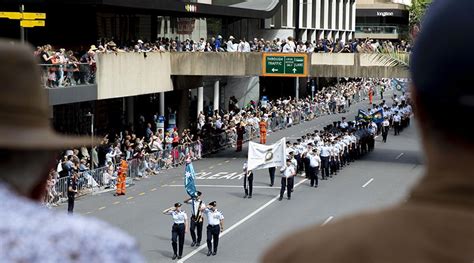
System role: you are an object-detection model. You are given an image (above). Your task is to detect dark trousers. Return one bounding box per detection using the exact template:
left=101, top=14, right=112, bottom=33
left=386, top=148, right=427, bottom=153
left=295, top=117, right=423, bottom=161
left=67, top=194, right=75, bottom=214
left=172, top=223, right=185, bottom=256
left=382, top=127, right=389, bottom=142
left=244, top=173, right=253, bottom=196
left=321, top=156, right=330, bottom=179
left=330, top=159, right=338, bottom=174
left=394, top=122, right=400, bottom=135
left=268, top=167, right=275, bottom=186
left=310, top=166, right=319, bottom=186
left=190, top=219, right=203, bottom=243
left=303, top=158, right=310, bottom=178
left=280, top=177, right=294, bottom=198
left=207, top=225, right=220, bottom=253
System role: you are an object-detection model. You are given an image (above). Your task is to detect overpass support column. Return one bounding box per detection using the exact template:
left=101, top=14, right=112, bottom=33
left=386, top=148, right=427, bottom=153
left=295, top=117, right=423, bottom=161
left=197, top=86, right=204, bottom=117
left=159, top=92, right=165, bottom=117
left=295, top=78, right=300, bottom=100
left=126, top=97, right=134, bottom=127
left=213, top=81, right=219, bottom=112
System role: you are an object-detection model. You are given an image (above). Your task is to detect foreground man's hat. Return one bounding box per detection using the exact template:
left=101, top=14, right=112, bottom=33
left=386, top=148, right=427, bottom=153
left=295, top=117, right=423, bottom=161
left=0, top=40, right=94, bottom=149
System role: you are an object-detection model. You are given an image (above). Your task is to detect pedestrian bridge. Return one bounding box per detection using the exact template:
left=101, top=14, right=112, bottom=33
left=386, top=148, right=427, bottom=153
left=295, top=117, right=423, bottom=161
left=47, top=52, right=409, bottom=106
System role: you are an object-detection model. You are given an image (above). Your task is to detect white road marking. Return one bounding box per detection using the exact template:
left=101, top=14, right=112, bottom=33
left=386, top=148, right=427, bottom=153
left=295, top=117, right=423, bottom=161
left=225, top=160, right=230, bottom=163
left=322, top=216, right=334, bottom=226
left=164, top=185, right=279, bottom=189
left=178, top=179, right=308, bottom=263
left=395, top=153, right=404, bottom=160
left=362, top=178, right=374, bottom=188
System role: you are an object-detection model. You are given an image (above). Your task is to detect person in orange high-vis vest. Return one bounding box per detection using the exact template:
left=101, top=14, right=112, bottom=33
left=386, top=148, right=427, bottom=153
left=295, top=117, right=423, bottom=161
left=259, top=116, right=268, bottom=144
left=115, top=157, right=128, bottom=196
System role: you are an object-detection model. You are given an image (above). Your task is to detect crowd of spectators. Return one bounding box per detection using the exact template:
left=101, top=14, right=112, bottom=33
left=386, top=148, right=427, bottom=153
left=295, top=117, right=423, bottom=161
left=93, top=36, right=411, bottom=54
left=35, top=36, right=409, bottom=88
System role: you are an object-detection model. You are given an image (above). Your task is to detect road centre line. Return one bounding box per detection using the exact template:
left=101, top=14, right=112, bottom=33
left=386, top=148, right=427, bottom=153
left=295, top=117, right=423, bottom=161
left=98, top=206, right=106, bottom=210
left=395, top=153, right=404, bottom=159
left=150, top=188, right=157, bottom=191
left=322, top=216, right=334, bottom=226
left=113, top=201, right=120, bottom=205
left=178, top=179, right=308, bottom=263
left=362, top=178, right=374, bottom=188
left=126, top=196, right=134, bottom=200
left=164, top=185, right=280, bottom=189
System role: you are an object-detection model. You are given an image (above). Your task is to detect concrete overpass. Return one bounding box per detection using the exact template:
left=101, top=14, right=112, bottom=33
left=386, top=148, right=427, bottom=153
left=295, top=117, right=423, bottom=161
left=47, top=52, right=409, bottom=106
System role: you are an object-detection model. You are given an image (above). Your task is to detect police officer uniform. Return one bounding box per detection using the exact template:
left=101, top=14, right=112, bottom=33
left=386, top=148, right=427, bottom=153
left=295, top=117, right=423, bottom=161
left=203, top=201, right=224, bottom=256
left=184, top=192, right=205, bottom=247
left=243, top=162, right=253, bottom=198
left=307, top=149, right=321, bottom=187
left=320, top=143, right=331, bottom=180
left=163, top=203, right=188, bottom=260
left=279, top=159, right=296, bottom=200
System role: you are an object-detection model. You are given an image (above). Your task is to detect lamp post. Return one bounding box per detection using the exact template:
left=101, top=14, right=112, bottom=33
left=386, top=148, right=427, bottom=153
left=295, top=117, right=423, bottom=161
left=86, top=112, right=94, bottom=169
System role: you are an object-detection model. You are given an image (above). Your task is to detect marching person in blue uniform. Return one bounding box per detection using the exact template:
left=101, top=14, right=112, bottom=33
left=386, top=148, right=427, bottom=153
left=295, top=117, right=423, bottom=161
left=163, top=202, right=188, bottom=260
left=202, top=201, right=224, bottom=256
left=184, top=191, right=205, bottom=247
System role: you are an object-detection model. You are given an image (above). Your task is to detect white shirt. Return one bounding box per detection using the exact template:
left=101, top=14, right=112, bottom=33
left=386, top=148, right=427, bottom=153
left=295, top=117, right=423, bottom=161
left=320, top=145, right=331, bottom=157
left=165, top=210, right=188, bottom=224
left=282, top=42, right=295, bottom=53
left=186, top=199, right=205, bottom=218
left=204, top=209, right=224, bottom=226
left=308, top=154, right=321, bottom=167
left=0, top=183, right=143, bottom=263
left=393, top=115, right=401, bottom=122
left=280, top=164, right=296, bottom=178
left=382, top=120, right=390, bottom=127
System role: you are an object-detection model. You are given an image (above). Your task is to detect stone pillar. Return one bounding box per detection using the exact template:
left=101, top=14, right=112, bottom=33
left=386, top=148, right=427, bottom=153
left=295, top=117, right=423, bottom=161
left=126, top=97, right=134, bottom=127
left=197, top=86, right=204, bottom=117
left=295, top=78, right=300, bottom=100
left=213, top=81, right=219, bottom=112
left=160, top=92, right=165, bottom=116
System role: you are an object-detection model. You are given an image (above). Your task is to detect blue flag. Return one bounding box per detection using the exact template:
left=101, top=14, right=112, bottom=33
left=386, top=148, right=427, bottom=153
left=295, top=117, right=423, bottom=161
left=372, top=109, right=384, bottom=124
left=184, top=162, right=197, bottom=198
left=356, top=109, right=371, bottom=122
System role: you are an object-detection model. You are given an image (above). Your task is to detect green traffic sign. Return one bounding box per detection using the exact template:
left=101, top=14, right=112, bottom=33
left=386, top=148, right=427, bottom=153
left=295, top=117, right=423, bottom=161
left=263, top=54, right=307, bottom=76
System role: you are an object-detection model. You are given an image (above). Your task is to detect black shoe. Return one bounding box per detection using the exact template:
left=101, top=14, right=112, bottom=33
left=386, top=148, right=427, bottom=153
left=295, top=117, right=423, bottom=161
left=172, top=254, right=177, bottom=260
left=212, top=252, right=217, bottom=256
left=207, top=251, right=212, bottom=256
left=278, top=197, right=283, bottom=201
left=196, top=242, right=200, bottom=246
left=270, top=184, right=273, bottom=187
left=243, top=195, right=248, bottom=199
left=288, top=196, right=291, bottom=200
left=177, top=256, right=182, bottom=259
left=191, top=242, right=196, bottom=247
left=248, top=195, right=252, bottom=198
left=314, top=185, right=318, bottom=188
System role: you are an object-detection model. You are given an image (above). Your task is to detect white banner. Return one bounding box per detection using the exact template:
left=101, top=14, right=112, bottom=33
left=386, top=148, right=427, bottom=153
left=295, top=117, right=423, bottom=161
left=247, top=138, right=286, bottom=171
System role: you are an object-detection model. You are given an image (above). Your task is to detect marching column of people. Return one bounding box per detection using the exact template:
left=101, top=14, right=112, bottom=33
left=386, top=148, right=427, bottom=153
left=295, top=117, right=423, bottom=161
left=161, top=95, right=412, bottom=259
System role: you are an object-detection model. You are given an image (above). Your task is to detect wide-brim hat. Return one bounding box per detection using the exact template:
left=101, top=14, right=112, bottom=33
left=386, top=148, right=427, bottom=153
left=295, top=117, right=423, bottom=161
left=0, top=40, right=96, bottom=149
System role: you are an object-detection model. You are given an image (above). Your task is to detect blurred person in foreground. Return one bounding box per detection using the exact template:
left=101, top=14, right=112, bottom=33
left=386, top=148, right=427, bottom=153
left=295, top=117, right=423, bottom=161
left=262, top=0, right=474, bottom=262
left=0, top=40, right=143, bottom=262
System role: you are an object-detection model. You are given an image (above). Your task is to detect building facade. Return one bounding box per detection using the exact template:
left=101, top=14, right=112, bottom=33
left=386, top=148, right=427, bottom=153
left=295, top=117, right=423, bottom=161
left=355, top=0, right=410, bottom=40
left=263, top=0, right=357, bottom=42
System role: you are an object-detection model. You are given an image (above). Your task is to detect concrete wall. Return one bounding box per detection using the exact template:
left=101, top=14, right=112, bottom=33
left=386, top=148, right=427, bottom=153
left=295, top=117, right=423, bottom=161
left=311, top=53, right=409, bottom=78
left=96, top=53, right=173, bottom=100
left=171, top=52, right=262, bottom=76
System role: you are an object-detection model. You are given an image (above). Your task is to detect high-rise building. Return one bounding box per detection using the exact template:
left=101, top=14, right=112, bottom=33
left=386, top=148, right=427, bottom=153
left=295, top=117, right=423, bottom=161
left=263, top=0, right=357, bottom=42
left=355, top=0, right=410, bottom=40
